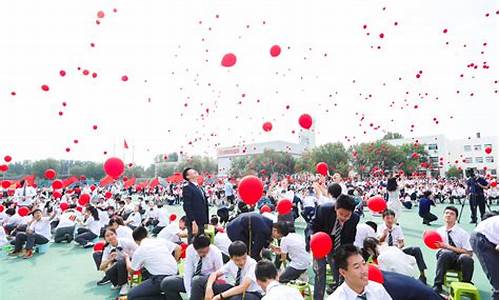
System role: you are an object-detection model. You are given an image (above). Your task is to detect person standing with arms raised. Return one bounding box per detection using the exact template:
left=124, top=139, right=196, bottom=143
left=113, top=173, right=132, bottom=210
left=182, top=168, right=209, bottom=243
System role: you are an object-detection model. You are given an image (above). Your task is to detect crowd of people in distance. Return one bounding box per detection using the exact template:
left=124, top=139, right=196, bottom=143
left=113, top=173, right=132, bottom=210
left=0, top=167, right=498, bottom=300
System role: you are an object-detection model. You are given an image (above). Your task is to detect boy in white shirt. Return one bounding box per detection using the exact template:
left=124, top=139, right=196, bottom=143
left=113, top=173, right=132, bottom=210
left=271, top=221, right=311, bottom=283
left=157, top=216, right=187, bottom=244
left=191, top=241, right=262, bottom=300
left=255, top=260, right=303, bottom=300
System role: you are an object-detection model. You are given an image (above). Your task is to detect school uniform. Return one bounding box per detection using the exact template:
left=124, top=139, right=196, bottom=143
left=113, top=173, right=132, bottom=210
left=261, top=280, right=303, bottom=300
left=14, top=217, right=51, bottom=252
left=75, top=216, right=100, bottom=246
left=157, top=222, right=182, bottom=243
left=214, top=232, right=231, bottom=262
left=95, top=238, right=137, bottom=286
left=54, top=211, right=77, bottom=243
left=354, top=223, right=376, bottom=248
left=126, top=212, right=142, bottom=230
left=327, top=280, right=393, bottom=300
left=116, top=225, right=134, bottom=241
left=278, top=233, right=311, bottom=283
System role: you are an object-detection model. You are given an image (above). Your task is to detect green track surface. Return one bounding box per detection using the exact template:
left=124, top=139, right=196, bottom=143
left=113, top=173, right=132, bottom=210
left=0, top=203, right=496, bottom=300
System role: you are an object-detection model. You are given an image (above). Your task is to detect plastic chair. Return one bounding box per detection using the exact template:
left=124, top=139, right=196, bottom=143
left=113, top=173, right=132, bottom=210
left=444, top=269, right=463, bottom=288
left=35, top=243, right=49, bottom=254
left=178, top=259, right=185, bottom=276
left=287, top=280, right=313, bottom=300
left=128, top=271, right=142, bottom=288
left=450, top=282, right=480, bottom=300
left=204, top=225, right=215, bottom=244
left=326, top=264, right=334, bottom=286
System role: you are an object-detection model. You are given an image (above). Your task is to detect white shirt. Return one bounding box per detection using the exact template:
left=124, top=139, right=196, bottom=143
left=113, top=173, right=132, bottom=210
left=220, top=256, right=262, bottom=293
left=354, top=223, right=376, bottom=248
left=262, top=280, right=303, bottom=300
left=127, top=212, right=142, bottom=227
left=101, top=238, right=138, bottom=262
left=437, top=224, right=472, bottom=251
left=378, top=245, right=419, bottom=278
left=327, top=281, right=393, bottom=300
left=214, top=232, right=231, bottom=256
left=157, top=222, right=182, bottom=243
left=98, top=209, right=110, bottom=229
left=116, top=225, right=134, bottom=241
left=131, top=238, right=178, bottom=275
left=145, top=207, right=159, bottom=220
left=377, top=223, right=405, bottom=246
left=280, top=233, right=311, bottom=270
left=29, top=217, right=52, bottom=239
left=157, top=207, right=170, bottom=226
left=474, top=215, right=499, bottom=245
left=56, top=211, right=78, bottom=229
left=84, top=216, right=101, bottom=236
left=302, top=195, right=317, bottom=208
left=14, top=186, right=36, bottom=206
left=184, top=245, right=223, bottom=297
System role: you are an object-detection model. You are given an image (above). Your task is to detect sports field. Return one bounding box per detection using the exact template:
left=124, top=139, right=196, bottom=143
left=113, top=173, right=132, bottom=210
left=0, top=203, right=496, bottom=300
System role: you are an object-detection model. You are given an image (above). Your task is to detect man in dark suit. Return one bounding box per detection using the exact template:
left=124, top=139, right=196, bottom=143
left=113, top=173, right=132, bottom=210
left=382, top=271, right=443, bottom=300
left=182, top=168, right=209, bottom=243
left=311, top=190, right=359, bottom=300
left=226, top=211, right=273, bottom=261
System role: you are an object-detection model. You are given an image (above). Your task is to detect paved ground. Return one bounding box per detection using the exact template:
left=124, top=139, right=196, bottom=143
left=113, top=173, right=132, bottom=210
left=0, top=202, right=496, bottom=299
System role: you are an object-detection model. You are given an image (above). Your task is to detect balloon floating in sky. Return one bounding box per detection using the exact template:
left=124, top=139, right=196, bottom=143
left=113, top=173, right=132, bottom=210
left=298, top=113, right=313, bottom=129
left=270, top=45, right=281, bottom=57
left=316, top=162, right=328, bottom=176
left=262, top=122, right=273, bottom=132
left=4, top=155, right=12, bottom=163
left=485, top=146, right=492, bottom=154
left=238, top=175, right=263, bottom=205
left=103, top=157, right=125, bottom=178
left=44, top=169, right=57, bottom=179
left=221, top=53, right=237, bottom=67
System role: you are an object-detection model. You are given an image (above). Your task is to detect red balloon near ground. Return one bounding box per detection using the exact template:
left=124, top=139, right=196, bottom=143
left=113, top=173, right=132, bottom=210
left=44, top=169, right=57, bottom=179
left=59, top=70, right=66, bottom=77
left=485, top=146, right=492, bottom=154
left=276, top=199, right=293, bottom=215
left=491, top=181, right=498, bottom=187
left=93, top=241, right=106, bottom=252
left=169, top=213, right=177, bottom=222
left=238, top=175, right=264, bottom=205
left=310, top=232, right=332, bottom=259
left=93, top=125, right=98, bottom=130
left=270, top=45, right=281, bottom=57
left=90, top=185, right=96, bottom=192
left=423, top=230, right=443, bottom=250
left=367, top=196, right=387, bottom=212
left=104, top=191, right=112, bottom=199
left=260, top=205, right=272, bottom=213
left=0, top=205, right=4, bottom=213
left=1, top=180, right=11, bottom=189
left=298, top=114, right=313, bottom=129
left=53, top=191, right=62, bottom=199
left=18, top=207, right=30, bottom=217
left=78, top=194, right=91, bottom=206
left=262, top=122, right=273, bottom=132
left=52, top=179, right=63, bottom=190
left=316, top=162, right=328, bottom=175
left=368, top=264, right=384, bottom=283
left=4, top=155, right=12, bottom=162
left=103, top=157, right=125, bottom=178
left=221, top=53, right=237, bottom=67
left=59, top=202, right=69, bottom=211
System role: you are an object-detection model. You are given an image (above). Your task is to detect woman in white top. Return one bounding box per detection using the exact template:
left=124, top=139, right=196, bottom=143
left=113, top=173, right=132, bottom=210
left=9, top=208, right=55, bottom=259
left=75, top=205, right=101, bottom=248
left=54, top=207, right=78, bottom=243
left=386, top=176, right=402, bottom=220
left=125, top=204, right=143, bottom=230
left=109, top=216, right=134, bottom=241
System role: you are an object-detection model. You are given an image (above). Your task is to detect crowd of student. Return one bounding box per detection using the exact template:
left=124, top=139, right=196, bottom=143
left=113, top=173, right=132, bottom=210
left=0, top=168, right=498, bottom=300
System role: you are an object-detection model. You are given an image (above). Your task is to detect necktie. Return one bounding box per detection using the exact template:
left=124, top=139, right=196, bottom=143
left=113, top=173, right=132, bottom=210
left=447, top=230, right=456, bottom=247
left=333, top=220, right=342, bottom=252
left=357, top=293, right=367, bottom=300
left=235, top=267, right=242, bottom=286
left=388, top=230, right=393, bottom=246
left=194, top=257, right=203, bottom=276
left=23, top=186, right=26, bottom=197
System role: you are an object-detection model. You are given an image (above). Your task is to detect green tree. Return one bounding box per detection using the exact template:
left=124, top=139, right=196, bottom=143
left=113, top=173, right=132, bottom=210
left=228, top=150, right=296, bottom=178
left=297, top=143, right=350, bottom=177
left=445, top=166, right=463, bottom=178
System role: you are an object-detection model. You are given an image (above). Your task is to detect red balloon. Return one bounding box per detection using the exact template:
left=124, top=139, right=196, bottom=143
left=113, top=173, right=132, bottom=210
left=423, top=230, right=443, bottom=250
left=298, top=114, right=313, bottom=129
left=485, top=146, right=492, bottom=154
left=368, top=264, right=384, bottom=283
left=78, top=194, right=91, bottom=206
left=238, top=175, right=264, bottom=205
left=80, top=175, right=86, bottom=180
left=59, top=202, right=69, bottom=211
left=90, top=185, right=96, bottom=191
left=197, top=176, right=204, bottom=185
left=0, top=205, right=4, bottom=213
left=97, top=10, right=105, bottom=18
left=103, top=157, right=125, bottom=178
left=276, top=199, right=293, bottom=215
left=76, top=206, right=83, bottom=213
left=169, top=213, right=177, bottom=222
left=270, top=45, right=281, bottom=57
left=316, top=162, right=328, bottom=176
left=44, top=169, right=57, bottom=180
left=310, top=232, right=332, bottom=259
left=411, top=152, right=420, bottom=159
left=179, top=242, right=188, bottom=259
left=262, top=122, right=273, bottom=132
left=1, top=180, right=11, bottom=189
left=53, top=191, right=62, bottom=199
left=18, top=207, right=30, bottom=217
left=123, top=176, right=128, bottom=182
left=4, top=155, right=12, bottom=162
left=491, top=181, right=498, bottom=187
left=0, top=164, right=9, bottom=172
left=260, top=204, right=272, bottom=213
left=367, top=196, right=387, bottom=212
left=93, top=241, right=105, bottom=252
left=7, top=189, right=14, bottom=196
left=52, top=179, right=63, bottom=190
left=221, top=53, right=237, bottom=67
left=104, top=191, right=112, bottom=199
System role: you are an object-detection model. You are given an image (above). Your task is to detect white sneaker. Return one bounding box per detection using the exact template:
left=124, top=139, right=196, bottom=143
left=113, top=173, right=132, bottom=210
left=119, top=285, right=129, bottom=295
left=111, top=284, right=120, bottom=290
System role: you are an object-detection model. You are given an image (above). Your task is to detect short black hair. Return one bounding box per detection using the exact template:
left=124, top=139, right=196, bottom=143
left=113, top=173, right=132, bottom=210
left=182, top=168, right=194, bottom=181
left=179, top=215, right=187, bottom=223
left=109, top=216, right=125, bottom=226
left=335, top=194, right=356, bottom=212
left=255, top=260, right=277, bottom=281
left=272, top=221, right=290, bottom=237
left=444, top=206, right=459, bottom=217
left=382, top=209, right=395, bottom=218
left=192, top=235, right=211, bottom=250
left=334, top=244, right=363, bottom=270
left=365, top=221, right=377, bottom=232
left=132, top=226, right=148, bottom=242
left=210, top=215, right=219, bottom=226
left=423, top=190, right=432, bottom=198
left=228, top=241, right=247, bottom=257
left=327, top=183, right=342, bottom=198
left=31, top=208, right=42, bottom=215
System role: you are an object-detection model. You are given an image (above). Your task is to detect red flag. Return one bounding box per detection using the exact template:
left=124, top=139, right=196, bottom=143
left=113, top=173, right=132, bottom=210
left=137, top=179, right=150, bottom=189
left=124, top=139, right=129, bottom=149
left=124, top=177, right=136, bottom=188
left=99, top=175, right=114, bottom=187
left=63, top=176, right=79, bottom=188
left=149, top=177, right=160, bottom=188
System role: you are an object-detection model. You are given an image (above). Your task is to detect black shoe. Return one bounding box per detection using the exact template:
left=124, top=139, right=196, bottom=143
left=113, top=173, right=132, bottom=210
left=419, top=275, right=427, bottom=285
left=433, top=285, right=443, bottom=295
left=64, top=234, right=73, bottom=242
left=96, top=277, right=111, bottom=286
left=470, top=220, right=477, bottom=224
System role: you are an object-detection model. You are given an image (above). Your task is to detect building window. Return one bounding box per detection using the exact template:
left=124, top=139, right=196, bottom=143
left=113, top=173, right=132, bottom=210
left=473, top=144, right=482, bottom=151
left=464, top=145, right=471, bottom=151
left=486, top=156, right=495, bottom=163
left=428, top=144, right=438, bottom=150
left=475, top=157, right=483, bottom=163
left=430, top=156, right=439, bottom=162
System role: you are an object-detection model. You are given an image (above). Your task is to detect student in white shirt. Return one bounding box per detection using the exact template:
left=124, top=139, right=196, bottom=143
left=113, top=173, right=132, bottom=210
left=75, top=205, right=101, bottom=248
left=432, top=206, right=474, bottom=294
left=125, top=204, right=143, bottom=230
left=54, top=207, right=78, bottom=243
left=255, top=260, right=303, bottom=300
left=328, top=244, right=393, bottom=300
left=14, top=179, right=36, bottom=207
left=142, top=201, right=159, bottom=227
left=157, top=215, right=187, bottom=244
left=191, top=241, right=262, bottom=300
left=9, top=208, right=55, bottom=259
left=354, top=221, right=377, bottom=248
left=94, top=227, right=138, bottom=295
left=125, top=226, right=181, bottom=300
left=152, top=205, right=169, bottom=235
left=470, top=213, right=499, bottom=300
left=109, top=216, right=134, bottom=241
left=271, top=221, right=311, bottom=283
left=214, top=228, right=232, bottom=263
left=161, top=235, right=223, bottom=300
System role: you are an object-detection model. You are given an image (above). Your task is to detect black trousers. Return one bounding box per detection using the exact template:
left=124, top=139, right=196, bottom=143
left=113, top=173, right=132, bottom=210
left=14, top=232, right=49, bottom=251
left=420, top=212, right=438, bottom=224
left=469, top=193, right=486, bottom=222
left=403, top=246, right=427, bottom=273
left=54, top=225, right=75, bottom=243
left=433, top=249, right=474, bottom=287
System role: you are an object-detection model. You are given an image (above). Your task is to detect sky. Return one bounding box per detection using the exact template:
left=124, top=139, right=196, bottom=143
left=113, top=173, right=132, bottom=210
left=1, top=0, right=499, bottom=167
